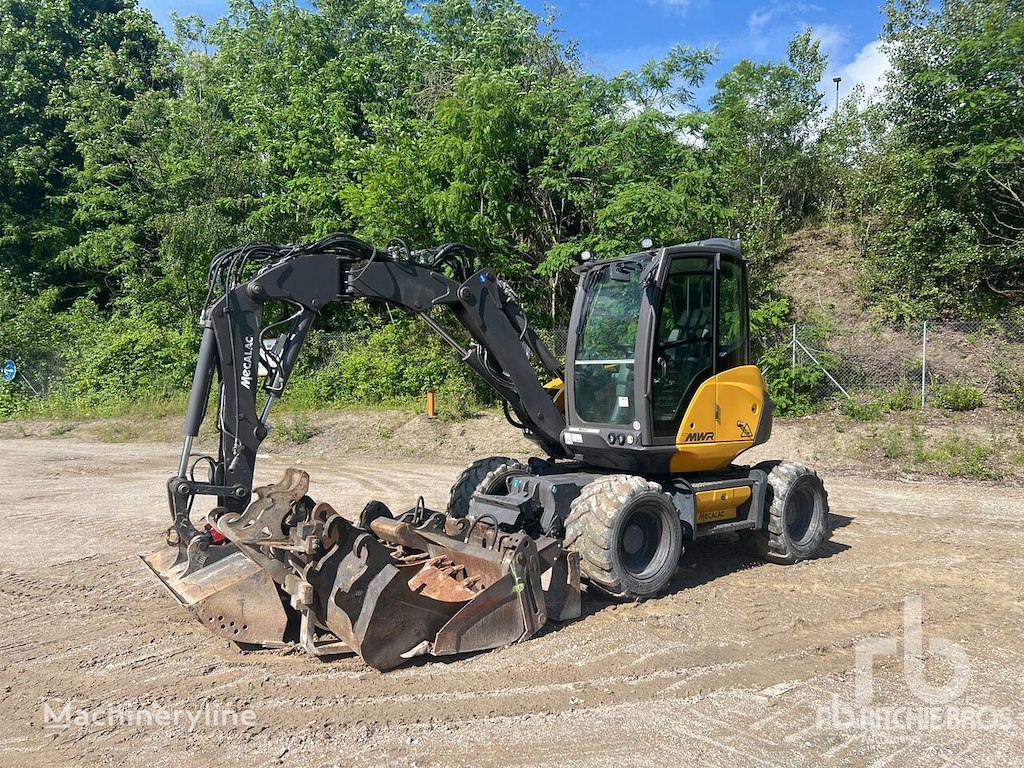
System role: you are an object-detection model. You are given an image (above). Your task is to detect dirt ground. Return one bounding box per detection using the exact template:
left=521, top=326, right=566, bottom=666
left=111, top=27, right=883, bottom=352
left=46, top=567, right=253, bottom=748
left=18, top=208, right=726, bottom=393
left=1, top=430, right=1022, bottom=767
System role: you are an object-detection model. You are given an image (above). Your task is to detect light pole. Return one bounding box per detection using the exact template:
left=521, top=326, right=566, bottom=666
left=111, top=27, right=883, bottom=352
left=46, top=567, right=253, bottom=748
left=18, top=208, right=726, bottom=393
left=832, top=76, right=842, bottom=112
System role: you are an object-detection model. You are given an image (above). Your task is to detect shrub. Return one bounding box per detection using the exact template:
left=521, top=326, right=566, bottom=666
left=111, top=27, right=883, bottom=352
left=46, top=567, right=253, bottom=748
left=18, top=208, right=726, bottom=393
left=878, top=382, right=917, bottom=411
left=840, top=396, right=883, bottom=421
left=312, top=316, right=487, bottom=413
left=758, top=342, right=833, bottom=415
left=929, top=381, right=983, bottom=411
left=435, top=378, right=480, bottom=421
left=66, top=316, right=197, bottom=405
left=0, top=384, right=28, bottom=419
left=879, top=426, right=908, bottom=459
left=277, top=414, right=320, bottom=444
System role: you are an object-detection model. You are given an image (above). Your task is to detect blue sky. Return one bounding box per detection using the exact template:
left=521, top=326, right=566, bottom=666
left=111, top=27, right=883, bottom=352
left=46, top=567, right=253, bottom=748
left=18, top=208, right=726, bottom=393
left=139, top=0, right=891, bottom=104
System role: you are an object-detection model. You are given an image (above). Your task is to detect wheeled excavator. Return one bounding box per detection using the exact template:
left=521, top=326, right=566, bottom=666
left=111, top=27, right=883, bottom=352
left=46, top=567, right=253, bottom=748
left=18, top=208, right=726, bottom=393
left=143, top=233, right=830, bottom=670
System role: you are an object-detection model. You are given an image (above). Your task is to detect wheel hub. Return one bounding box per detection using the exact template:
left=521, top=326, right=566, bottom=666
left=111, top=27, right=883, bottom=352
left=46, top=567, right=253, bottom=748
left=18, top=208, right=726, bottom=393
left=618, top=506, right=666, bottom=577
left=622, top=523, right=645, bottom=555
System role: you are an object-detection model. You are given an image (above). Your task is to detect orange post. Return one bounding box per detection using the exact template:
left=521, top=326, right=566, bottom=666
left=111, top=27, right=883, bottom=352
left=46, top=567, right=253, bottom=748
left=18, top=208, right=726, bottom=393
left=426, top=390, right=436, bottom=418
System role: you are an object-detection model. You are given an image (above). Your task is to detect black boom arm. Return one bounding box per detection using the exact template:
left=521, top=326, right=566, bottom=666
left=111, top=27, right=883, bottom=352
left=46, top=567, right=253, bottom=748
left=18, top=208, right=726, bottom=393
left=166, top=235, right=568, bottom=565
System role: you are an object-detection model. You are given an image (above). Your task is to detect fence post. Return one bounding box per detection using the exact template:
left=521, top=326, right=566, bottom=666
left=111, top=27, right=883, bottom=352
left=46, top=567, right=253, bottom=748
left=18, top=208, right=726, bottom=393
left=920, top=321, right=928, bottom=408
left=791, top=323, right=797, bottom=395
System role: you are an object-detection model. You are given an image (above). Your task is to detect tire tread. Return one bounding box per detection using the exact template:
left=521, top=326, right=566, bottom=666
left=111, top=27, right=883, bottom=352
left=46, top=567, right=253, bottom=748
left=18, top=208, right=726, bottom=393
left=565, top=474, right=678, bottom=600
left=743, top=462, right=830, bottom=564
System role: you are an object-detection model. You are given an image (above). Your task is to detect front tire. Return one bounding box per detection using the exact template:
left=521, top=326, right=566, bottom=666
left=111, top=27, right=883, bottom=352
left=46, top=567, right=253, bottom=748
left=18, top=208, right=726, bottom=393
left=564, top=475, right=682, bottom=601
left=474, top=460, right=531, bottom=498
left=447, top=456, right=525, bottom=518
left=742, top=462, right=830, bottom=563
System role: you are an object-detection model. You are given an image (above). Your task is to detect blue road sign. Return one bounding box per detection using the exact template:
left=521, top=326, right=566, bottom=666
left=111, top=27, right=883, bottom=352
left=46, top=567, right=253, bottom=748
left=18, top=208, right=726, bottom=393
left=2, top=359, right=15, bottom=383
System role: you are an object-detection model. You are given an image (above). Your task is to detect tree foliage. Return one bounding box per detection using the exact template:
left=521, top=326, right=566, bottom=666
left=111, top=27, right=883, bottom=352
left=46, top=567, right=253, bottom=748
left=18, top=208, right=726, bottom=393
left=0, top=0, right=1020, bottom=413
left=862, top=0, right=1024, bottom=318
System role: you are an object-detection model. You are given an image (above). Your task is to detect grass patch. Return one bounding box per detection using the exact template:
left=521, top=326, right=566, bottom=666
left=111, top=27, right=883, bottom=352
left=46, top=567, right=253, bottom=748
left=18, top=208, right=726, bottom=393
left=2, top=390, right=192, bottom=423
left=855, top=421, right=1006, bottom=480
left=841, top=397, right=884, bottom=421
left=94, top=420, right=151, bottom=443
left=878, top=383, right=917, bottom=411
left=927, top=436, right=1002, bottom=481
left=277, top=414, right=320, bottom=444
left=929, top=381, right=983, bottom=411
left=879, top=426, right=909, bottom=459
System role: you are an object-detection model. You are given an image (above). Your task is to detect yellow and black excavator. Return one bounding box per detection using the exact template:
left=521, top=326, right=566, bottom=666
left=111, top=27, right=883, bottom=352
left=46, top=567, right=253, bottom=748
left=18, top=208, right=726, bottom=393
left=143, top=233, right=830, bottom=670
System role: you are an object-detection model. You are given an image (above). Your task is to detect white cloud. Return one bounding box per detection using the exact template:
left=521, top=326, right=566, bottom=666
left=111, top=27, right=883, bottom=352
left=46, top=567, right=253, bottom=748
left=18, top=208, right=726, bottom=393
left=647, top=0, right=694, bottom=12
left=833, top=39, right=890, bottom=103
left=747, top=1, right=823, bottom=34
left=810, top=23, right=848, bottom=58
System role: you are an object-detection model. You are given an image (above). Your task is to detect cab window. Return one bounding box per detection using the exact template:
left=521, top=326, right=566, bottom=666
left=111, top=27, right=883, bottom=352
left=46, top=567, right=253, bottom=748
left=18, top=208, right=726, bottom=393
left=650, top=257, right=714, bottom=437
left=573, top=262, right=643, bottom=425
left=717, top=259, right=747, bottom=370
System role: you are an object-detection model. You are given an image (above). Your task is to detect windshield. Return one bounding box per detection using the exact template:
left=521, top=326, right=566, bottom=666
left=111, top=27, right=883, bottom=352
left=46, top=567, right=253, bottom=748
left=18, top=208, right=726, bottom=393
left=573, top=262, right=645, bottom=425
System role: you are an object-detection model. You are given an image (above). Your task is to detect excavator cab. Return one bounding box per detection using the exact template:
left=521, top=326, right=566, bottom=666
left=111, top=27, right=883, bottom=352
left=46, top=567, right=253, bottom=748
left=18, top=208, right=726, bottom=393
left=562, top=240, right=771, bottom=474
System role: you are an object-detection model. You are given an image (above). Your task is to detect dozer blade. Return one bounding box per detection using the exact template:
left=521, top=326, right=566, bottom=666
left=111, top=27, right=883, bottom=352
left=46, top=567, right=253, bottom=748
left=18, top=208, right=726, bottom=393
left=141, top=542, right=289, bottom=648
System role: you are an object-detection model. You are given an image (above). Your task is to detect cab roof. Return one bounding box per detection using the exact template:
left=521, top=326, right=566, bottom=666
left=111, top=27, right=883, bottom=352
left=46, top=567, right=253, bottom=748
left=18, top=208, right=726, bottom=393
left=575, top=238, right=744, bottom=274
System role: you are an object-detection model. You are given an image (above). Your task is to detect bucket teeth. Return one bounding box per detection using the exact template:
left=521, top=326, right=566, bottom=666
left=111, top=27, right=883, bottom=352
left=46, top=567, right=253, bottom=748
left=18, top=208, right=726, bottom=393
left=460, top=575, right=484, bottom=590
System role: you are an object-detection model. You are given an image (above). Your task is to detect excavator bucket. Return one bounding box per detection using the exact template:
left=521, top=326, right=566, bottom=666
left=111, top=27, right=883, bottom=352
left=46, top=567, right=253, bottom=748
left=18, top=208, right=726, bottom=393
left=143, top=469, right=580, bottom=670
left=141, top=544, right=290, bottom=648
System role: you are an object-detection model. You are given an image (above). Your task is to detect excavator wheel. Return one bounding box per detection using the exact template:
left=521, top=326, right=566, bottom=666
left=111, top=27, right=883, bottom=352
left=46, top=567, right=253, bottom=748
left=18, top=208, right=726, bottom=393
left=447, top=456, right=519, bottom=518
left=474, top=460, right=531, bottom=499
left=741, top=461, right=830, bottom=564
left=565, top=475, right=682, bottom=601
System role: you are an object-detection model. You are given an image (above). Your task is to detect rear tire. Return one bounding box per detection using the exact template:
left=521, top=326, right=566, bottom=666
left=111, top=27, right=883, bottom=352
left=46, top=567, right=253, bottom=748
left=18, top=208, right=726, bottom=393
left=742, top=462, right=829, bottom=564
left=564, top=475, right=682, bottom=601
left=447, top=456, right=522, bottom=518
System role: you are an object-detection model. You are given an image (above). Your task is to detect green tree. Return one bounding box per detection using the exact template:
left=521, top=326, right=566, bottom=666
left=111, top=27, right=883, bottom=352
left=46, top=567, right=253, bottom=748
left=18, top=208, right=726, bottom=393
left=864, top=0, right=1024, bottom=317
left=700, top=30, right=827, bottom=235
left=0, top=0, right=162, bottom=283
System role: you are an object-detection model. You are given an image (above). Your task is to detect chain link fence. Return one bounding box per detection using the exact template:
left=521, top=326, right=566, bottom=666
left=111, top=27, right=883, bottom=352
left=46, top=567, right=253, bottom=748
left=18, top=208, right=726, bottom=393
left=781, top=317, right=1024, bottom=409
left=5, top=310, right=1019, bottom=415
left=549, top=327, right=569, bottom=361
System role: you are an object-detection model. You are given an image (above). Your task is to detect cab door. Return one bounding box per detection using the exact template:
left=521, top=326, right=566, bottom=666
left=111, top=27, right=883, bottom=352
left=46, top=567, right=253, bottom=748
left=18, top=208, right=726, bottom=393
left=715, top=256, right=761, bottom=442
left=648, top=253, right=716, bottom=445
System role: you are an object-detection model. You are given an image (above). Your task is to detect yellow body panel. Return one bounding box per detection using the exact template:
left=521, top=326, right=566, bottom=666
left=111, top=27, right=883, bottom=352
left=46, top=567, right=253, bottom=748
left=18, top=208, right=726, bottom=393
left=669, top=365, right=767, bottom=473
left=695, top=486, right=752, bottom=524
left=716, top=365, right=767, bottom=442
left=544, top=377, right=566, bottom=414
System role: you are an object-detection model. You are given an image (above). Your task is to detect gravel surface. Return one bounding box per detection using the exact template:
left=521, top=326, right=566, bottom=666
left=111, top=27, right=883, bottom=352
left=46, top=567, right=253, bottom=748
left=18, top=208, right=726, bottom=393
left=1, top=435, right=1022, bottom=767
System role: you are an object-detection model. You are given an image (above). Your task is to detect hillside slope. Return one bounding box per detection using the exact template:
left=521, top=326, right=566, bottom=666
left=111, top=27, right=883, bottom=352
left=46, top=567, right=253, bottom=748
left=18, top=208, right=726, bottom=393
left=775, top=226, right=1024, bottom=395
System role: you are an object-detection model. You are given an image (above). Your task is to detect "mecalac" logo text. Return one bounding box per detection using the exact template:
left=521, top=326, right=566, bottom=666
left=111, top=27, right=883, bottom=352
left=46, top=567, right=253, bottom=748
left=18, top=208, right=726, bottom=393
left=240, top=335, right=255, bottom=390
